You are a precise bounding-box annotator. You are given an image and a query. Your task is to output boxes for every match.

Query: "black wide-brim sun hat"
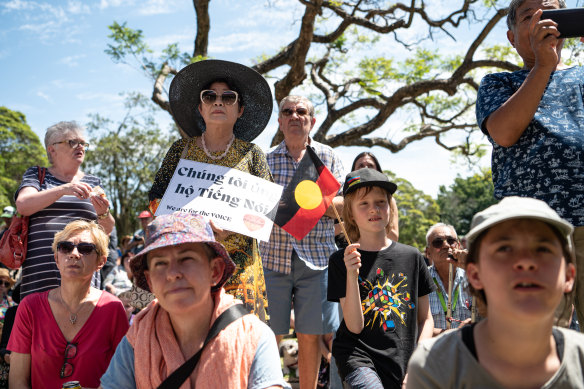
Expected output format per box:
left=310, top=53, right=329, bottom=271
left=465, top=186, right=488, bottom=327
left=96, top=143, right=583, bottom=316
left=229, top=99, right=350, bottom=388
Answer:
left=169, top=59, right=273, bottom=142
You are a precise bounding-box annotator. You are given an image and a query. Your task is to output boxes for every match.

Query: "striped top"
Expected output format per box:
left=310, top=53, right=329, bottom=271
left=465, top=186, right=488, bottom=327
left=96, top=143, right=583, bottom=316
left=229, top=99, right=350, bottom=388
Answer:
left=16, top=166, right=101, bottom=299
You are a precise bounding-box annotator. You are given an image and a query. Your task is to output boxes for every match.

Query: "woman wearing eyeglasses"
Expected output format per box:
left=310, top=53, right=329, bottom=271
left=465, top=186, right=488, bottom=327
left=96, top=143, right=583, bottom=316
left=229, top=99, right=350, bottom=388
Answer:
left=15, top=121, right=115, bottom=300
left=149, top=60, right=273, bottom=322
left=7, top=220, right=128, bottom=389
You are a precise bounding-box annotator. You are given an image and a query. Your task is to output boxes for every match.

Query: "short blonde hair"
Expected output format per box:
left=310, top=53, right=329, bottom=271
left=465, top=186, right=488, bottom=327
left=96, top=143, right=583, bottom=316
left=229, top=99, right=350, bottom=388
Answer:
left=52, top=219, right=109, bottom=258
left=342, top=186, right=393, bottom=242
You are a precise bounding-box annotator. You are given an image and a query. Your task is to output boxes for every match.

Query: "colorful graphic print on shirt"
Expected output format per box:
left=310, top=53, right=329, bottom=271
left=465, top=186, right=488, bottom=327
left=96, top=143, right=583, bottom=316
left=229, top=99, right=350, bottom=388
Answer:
left=360, top=268, right=415, bottom=332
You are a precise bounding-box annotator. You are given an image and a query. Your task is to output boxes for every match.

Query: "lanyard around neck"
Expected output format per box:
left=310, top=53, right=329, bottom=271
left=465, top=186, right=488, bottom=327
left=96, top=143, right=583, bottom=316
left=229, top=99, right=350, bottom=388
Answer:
left=433, top=276, right=460, bottom=315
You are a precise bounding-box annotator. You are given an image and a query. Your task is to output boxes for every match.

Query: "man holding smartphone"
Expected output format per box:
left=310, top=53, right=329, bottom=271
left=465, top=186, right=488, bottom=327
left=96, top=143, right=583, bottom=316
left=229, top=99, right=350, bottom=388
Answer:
left=476, top=0, right=584, bottom=331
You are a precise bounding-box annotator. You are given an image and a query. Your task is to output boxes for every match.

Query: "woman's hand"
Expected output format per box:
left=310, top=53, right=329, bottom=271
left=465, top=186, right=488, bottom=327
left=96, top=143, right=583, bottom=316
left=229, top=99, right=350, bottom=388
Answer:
left=209, top=219, right=235, bottom=241
left=63, top=181, right=93, bottom=200
left=344, top=243, right=361, bottom=278
left=90, top=193, right=110, bottom=216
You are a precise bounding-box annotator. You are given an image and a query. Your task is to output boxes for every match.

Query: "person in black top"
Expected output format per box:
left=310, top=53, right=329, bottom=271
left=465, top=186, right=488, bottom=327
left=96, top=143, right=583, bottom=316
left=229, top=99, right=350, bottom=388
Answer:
left=328, top=169, right=435, bottom=388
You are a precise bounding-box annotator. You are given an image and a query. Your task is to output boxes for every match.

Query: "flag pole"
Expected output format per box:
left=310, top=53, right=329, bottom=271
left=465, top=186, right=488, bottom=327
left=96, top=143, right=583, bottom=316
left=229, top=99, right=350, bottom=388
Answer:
left=331, top=205, right=352, bottom=246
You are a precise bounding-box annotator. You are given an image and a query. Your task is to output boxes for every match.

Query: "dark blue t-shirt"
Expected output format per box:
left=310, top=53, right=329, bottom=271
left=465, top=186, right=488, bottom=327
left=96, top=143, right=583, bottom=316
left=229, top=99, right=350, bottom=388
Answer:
left=476, top=66, right=584, bottom=226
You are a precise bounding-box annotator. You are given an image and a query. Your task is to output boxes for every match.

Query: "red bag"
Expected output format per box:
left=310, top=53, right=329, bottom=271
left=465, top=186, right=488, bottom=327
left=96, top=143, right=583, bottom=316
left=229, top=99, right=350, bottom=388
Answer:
left=0, top=167, right=46, bottom=269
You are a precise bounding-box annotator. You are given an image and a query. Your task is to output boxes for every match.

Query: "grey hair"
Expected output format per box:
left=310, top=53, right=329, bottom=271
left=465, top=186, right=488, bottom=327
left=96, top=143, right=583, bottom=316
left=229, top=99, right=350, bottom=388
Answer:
left=426, top=223, right=457, bottom=246
left=507, top=0, right=567, bottom=31
left=44, top=121, right=85, bottom=164
left=278, top=95, right=315, bottom=118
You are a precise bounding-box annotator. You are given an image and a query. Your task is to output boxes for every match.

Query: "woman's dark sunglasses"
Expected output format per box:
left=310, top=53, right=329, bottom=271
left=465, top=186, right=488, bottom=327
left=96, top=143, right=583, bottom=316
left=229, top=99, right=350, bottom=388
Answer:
left=431, top=237, right=458, bottom=249
left=57, top=241, right=97, bottom=256
left=200, top=90, right=239, bottom=106
left=281, top=107, right=309, bottom=117
left=0, top=281, right=11, bottom=288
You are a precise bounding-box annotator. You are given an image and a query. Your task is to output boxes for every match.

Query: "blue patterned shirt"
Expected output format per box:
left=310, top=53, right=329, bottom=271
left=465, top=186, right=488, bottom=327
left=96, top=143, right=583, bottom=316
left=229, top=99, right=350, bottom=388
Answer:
left=260, top=139, right=344, bottom=273
left=428, top=265, right=473, bottom=330
left=476, top=66, right=584, bottom=226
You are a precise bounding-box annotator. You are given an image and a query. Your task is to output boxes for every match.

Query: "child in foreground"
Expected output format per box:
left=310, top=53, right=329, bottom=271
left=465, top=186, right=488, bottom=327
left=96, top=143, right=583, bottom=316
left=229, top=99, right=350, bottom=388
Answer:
left=328, top=169, right=435, bottom=388
left=407, top=197, right=584, bottom=388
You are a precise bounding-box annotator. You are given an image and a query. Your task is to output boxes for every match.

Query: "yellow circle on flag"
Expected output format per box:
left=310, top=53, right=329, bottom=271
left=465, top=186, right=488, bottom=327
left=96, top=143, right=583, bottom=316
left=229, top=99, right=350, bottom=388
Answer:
left=295, top=180, right=322, bottom=210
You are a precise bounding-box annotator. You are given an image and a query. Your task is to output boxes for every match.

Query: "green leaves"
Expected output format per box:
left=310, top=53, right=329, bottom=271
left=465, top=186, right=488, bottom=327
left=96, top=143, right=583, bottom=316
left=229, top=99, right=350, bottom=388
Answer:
left=84, top=93, right=177, bottom=238
left=400, top=49, right=440, bottom=83
left=483, top=44, right=521, bottom=64
left=0, top=107, right=48, bottom=210
left=437, top=168, right=496, bottom=236
left=106, top=21, right=151, bottom=63
left=105, top=21, right=191, bottom=79
left=385, top=170, right=440, bottom=251
left=358, top=57, right=396, bottom=93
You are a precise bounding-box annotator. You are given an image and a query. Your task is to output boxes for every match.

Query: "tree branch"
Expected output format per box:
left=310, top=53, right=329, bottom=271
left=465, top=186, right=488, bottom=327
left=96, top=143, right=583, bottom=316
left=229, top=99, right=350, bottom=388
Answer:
left=193, top=0, right=210, bottom=57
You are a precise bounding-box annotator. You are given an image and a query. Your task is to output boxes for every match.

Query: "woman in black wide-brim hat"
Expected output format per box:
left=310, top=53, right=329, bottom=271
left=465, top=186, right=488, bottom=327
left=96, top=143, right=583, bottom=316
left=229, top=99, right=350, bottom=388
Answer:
left=149, top=59, right=273, bottom=322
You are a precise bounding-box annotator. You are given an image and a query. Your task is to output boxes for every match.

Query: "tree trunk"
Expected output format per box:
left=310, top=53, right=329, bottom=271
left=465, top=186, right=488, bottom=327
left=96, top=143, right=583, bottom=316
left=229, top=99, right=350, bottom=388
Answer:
left=193, top=0, right=211, bottom=58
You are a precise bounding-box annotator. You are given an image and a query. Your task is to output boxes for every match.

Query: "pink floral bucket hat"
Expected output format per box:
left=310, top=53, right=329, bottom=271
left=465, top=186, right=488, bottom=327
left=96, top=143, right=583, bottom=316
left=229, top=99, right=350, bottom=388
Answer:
left=130, top=212, right=235, bottom=293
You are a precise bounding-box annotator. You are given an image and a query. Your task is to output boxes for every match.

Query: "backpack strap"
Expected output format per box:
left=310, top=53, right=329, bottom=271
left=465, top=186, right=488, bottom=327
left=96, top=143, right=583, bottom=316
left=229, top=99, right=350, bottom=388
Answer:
left=157, top=304, right=249, bottom=389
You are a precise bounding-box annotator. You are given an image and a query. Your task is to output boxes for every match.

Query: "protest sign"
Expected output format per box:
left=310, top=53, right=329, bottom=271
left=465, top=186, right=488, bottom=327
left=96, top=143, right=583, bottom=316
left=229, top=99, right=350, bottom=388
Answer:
left=155, top=159, right=283, bottom=241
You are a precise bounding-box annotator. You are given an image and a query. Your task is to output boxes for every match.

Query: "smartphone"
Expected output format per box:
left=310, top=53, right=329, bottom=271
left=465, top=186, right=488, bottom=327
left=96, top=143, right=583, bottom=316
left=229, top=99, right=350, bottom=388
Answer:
left=540, top=8, right=584, bottom=39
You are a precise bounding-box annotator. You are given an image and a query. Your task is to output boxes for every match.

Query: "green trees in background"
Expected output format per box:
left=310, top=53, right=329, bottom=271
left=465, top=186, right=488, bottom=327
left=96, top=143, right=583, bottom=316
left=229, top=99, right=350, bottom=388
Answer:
left=386, top=168, right=496, bottom=250
left=0, top=107, right=47, bottom=210
left=105, top=0, right=531, bottom=163
left=437, top=168, right=497, bottom=237
left=386, top=171, right=440, bottom=251
left=83, top=93, right=177, bottom=238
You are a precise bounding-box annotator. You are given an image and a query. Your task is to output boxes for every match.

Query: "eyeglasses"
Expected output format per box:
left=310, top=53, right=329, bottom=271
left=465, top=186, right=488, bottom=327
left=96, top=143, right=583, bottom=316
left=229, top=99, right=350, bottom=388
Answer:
left=0, top=281, right=11, bottom=288
left=52, top=140, right=90, bottom=150
left=431, top=236, right=458, bottom=249
left=60, top=342, right=77, bottom=379
left=57, top=241, right=98, bottom=256
left=281, top=107, right=310, bottom=117
left=200, top=90, right=239, bottom=106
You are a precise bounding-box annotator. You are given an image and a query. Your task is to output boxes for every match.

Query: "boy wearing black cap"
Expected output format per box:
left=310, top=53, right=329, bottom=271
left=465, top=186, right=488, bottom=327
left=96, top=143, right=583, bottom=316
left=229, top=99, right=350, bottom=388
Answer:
left=327, top=169, right=435, bottom=388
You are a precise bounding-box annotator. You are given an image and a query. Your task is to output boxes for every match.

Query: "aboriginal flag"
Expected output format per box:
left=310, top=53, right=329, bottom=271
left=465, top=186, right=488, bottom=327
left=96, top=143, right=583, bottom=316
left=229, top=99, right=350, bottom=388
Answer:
left=274, top=145, right=341, bottom=240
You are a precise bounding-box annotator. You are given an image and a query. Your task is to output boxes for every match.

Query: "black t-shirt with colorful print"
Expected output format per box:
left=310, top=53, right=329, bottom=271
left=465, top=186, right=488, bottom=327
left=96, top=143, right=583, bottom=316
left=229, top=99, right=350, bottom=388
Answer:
left=328, top=242, right=435, bottom=387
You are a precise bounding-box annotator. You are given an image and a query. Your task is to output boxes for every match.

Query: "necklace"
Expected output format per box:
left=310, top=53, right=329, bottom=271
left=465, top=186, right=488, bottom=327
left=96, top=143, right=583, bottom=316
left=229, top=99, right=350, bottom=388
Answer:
left=201, top=133, right=235, bottom=160
left=59, top=288, right=83, bottom=325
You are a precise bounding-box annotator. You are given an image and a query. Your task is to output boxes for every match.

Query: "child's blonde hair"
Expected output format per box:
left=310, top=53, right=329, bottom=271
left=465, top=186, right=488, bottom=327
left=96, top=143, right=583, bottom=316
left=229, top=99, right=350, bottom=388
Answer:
left=342, top=186, right=393, bottom=243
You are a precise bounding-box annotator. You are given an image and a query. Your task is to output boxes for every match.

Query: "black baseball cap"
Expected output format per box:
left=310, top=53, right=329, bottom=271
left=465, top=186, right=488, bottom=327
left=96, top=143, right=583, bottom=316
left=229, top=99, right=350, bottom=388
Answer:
left=343, top=168, right=397, bottom=197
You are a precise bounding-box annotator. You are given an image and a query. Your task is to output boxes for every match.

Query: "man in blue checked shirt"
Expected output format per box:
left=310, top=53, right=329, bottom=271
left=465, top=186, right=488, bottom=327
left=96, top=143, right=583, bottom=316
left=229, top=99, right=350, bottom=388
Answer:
left=260, top=95, right=344, bottom=389
left=424, top=223, right=473, bottom=335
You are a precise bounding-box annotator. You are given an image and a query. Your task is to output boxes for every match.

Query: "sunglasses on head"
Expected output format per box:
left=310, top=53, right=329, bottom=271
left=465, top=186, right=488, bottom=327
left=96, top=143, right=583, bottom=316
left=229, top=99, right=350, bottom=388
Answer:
left=60, top=342, right=77, bottom=379
left=431, top=236, right=458, bottom=249
left=200, top=90, right=239, bottom=106
left=57, top=241, right=97, bottom=256
left=52, top=139, right=90, bottom=150
left=281, top=107, right=309, bottom=117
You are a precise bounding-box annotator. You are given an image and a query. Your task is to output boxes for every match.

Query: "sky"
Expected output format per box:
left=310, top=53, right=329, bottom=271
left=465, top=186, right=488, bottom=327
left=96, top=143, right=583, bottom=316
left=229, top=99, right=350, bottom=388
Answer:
left=1, top=0, right=580, bottom=197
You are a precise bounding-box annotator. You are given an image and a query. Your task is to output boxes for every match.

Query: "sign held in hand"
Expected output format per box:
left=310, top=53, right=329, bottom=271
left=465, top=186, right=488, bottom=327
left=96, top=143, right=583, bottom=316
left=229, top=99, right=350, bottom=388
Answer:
left=156, top=160, right=283, bottom=242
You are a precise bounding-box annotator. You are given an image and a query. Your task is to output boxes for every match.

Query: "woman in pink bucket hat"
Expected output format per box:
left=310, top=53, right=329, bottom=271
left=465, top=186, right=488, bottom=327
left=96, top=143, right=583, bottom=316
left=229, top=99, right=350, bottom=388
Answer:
left=100, top=212, right=288, bottom=389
